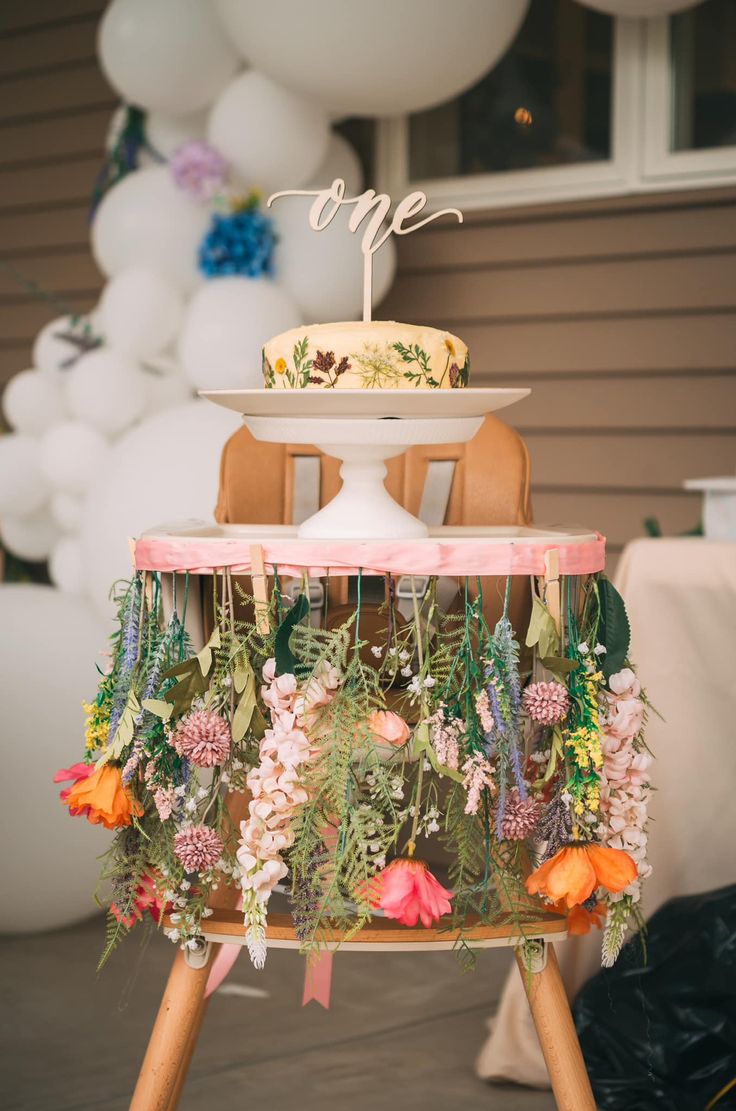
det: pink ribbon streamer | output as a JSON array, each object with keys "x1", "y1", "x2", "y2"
[{"x1": 302, "y1": 951, "x2": 334, "y2": 1008}]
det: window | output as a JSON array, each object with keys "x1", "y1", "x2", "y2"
[{"x1": 376, "y1": 0, "x2": 736, "y2": 211}]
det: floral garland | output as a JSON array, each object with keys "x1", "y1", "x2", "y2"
[{"x1": 56, "y1": 569, "x2": 652, "y2": 974}]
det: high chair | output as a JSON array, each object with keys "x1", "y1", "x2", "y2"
[{"x1": 131, "y1": 414, "x2": 596, "y2": 1111}]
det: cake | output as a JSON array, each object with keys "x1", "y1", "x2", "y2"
[{"x1": 262, "y1": 321, "x2": 469, "y2": 390}]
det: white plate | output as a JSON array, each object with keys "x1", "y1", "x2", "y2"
[{"x1": 199, "y1": 386, "x2": 530, "y2": 420}]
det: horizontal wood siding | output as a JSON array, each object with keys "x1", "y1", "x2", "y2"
[
  {"x1": 0, "y1": 1, "x2": 109, "y2": 387},
  {"x1": 382, "y1": 188, "x2": 736, "y2": 557},
  {"x1": 1, "y1": 4, "x2": 734, "y2": 565}
]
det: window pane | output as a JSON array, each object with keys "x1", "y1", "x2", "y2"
[
  {"x1": 671, "y1": 0, "x2": 736, "y2": 152},
  {"x1": 408, "y1": 0, "x2": 613, "y2": 181}
]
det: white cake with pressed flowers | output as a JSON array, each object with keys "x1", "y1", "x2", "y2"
[{"x1": 262, "y1": 321, "x2": 469, "y2": 390}]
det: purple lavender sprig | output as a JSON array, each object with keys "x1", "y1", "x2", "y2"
[{"x1": 484, "y1": 615, "x2": 527, "y2": 838}]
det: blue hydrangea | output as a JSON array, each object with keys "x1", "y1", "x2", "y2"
[{"x1": 198, "y1": 208, "x2": 276, "y2": 279}]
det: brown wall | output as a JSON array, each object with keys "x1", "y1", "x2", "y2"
[
  {"x1": 2, "y1": 2, "x2": 736, "y2": 559},
  {"x1": 0, "y1": 0, "x2": 110, "y2": 388},
  {"x1": 383, "y1": 188, "x2": 736, "y2": 558}
]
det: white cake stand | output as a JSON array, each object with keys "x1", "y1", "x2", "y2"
[
  {"x1": 202, "y1": 388, "x2": 531, "y2": 540},
  {"x1": 242, "y1": 414, "x2": 477, "y2": 538}
]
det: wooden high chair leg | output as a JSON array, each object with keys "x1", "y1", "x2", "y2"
[
  {"x1": 515, "y1": 943, "x2": 596, "y2": 1111},
  {"x1": 130, "y1": 945, "x2": 213, "y2": 1111}
]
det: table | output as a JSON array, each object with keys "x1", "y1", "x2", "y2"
[{"x1": 476, "y1": 537, "x2": 736, "y2": 1087}]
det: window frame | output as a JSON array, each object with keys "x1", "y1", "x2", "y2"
[{"x1": 375, "y1": 9, "x2": 736, "y2": 212}]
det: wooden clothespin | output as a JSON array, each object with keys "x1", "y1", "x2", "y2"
[
  {"x1": 543, "y1": 548, "x2": 561, "y2": 634},
  {"x1": 250, "y1": 544, "x2": 270, "y2": 634}
]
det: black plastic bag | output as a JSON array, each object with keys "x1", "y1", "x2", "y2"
[{"x1": 573, "y1": 885, "x2": 736, "y2": 1111}]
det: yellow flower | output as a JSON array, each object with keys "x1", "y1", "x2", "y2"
[
  {"x1": 275, "y1": 358, "x2": 287, "y2": 375},
  {"x1": 83, "y1": 700, "x2": 109, "y2": 753},
  {"x1": 444, "y1": 337, "x2": 456, "y2": 357}
]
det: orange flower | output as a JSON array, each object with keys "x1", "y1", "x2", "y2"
[
  {"x1": 556, "y1": 899, "x2": 606, "y2": 935},
  {"x1": 63, "y1": 763, "x2": 143, "y2": 830},
  {"x1": 367, "y1": 710, "x2": 411, "y2": 749},
  {"x1": 526, "y1": 843, "x2": 637, "y2": 908}
]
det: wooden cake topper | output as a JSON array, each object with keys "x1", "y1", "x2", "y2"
[{"x1": 267, "y1": 178, "x2": 463, "y2": 322}]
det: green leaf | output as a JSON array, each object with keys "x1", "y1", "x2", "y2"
[
  {"x1": 232, "y1": 658, "x2": 257, "y2": 742},
  {"x1": 598, "y1": 577, "x2": 631, "y2": 681},
  {"x1": 98, "y1": 690, "x2": 140, "y2": 765},
  {"x1": 275, "y1": 594, "x2": 310, "y2": 676},
  {"x1": 540, "y1": 656, "x2": 580, "y2": 675},
  {"x1": 196, "y1": 627, "x2": 220, "y2": 677},
  {"x1": 141, "y1": 698, "x2": 173, "y2": 722},
  {"x1": 525, "y1": 597, "x2": 560, "y2": 659}
]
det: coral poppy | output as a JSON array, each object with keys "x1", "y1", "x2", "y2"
[
  {"x1": 555, "y1": 899, "x2": 606, "y2": 935},
  {"x1": 367, "y1": 857, "x2": 453, "y2": 928},
  {"x1": 61, "y1": 762, "x2": 143, "y2": 830},
  {"x1": 526, "y1": 842, "x2": 637, "y2": 908}
]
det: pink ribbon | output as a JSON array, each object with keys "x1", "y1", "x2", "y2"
[
  {"x1": 134, "y1": 532, "x2": 605, "y2": 578},
  {"x1": 302, "y1": 951, "x2": 334, "y2": 1008}
]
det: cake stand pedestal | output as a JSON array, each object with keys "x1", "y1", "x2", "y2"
[{"x1": 243, "y1": 414, "x2": 483, "y2": 539}]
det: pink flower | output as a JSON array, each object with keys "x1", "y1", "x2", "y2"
[
  {"x1": 171, "y1": 709, "x2": 231, "y2": 767},
  {"x1": 609, "y1": 668, "x2": 641, "y2": 699},
  {"x1": 174, "y1": 824, "x2": 223, "y2": 873},
  {"x1": 522, "y1": 681, "x2": 570, "y2": 726},
  {"x1": 110, "y1": 872, "x2": 171, "y2": 929},
  {"x1": 603, "y1": 696, "x2": 644, "y2": 743},
  {"x1": 368, "y1": 857, "x2": 453, "y2": 928},
  {"x1": 367, "y1": 710, "x2": 411, "y2": 749},
  {"x1": 54, "y1": 762, "x2": 94, "y2": 807},
  {"x1": 169, "y1": 139, "x2": 228, "y2": 202}
]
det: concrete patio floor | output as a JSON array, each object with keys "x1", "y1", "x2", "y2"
[{"x1": 2, "y1": 915, "x2": 556, "y2": 1110}]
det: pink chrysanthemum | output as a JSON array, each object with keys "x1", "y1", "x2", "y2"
[
  {"x1": 501, "y1": 789, "x2": 543, "y2": 840},
  {"x1": 172, "y1": 709, "x2": 231, "y2": 767},
  {"x1": 174, "y1": 824, "x2": 223, "y2": 873},
  {"x1": 522, "y1": 681, "x2": 570, "y2": 725}
]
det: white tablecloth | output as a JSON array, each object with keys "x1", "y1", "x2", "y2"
[{"x1": 477, "y1": 538, "x2": 736, "y2": 1087}]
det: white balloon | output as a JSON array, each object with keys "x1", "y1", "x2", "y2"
[
  {"x1": 0, "y1": 584, "x2": 110, "y2": 933},
  {"x1": 98, "y1": 267, "x2": 184, "y2": 360},
  {"x1": 178, "y1": 277, "x2": 301, "y2": 390},
  {"x1": 49, "y1": 537, "x2": 85, "y2": 595},
  {"x1": 50, "y1": 491, "x2": 84, "y2": 533},
  {"x1": 275, "y1": 201, "x2": 396, "y2": 321},
  {"x1": 65, "y1": 348, "x2": 147, "y2": 436},
  {"x1": 213, "y1": 0, "x2": 530, "y2": 116},
  {"x1": 91, "y1": 167, "x2": 209, "y2": 293},
  {"x1": 577, "y1": 0, "x2": 702, "y2": 14},
  {"x1": 303, "y1": 132, "x2": 363, "y2": 196},
  {"x1": 208, "y1": 71, "x2": 330, "y2": 192},
  {"x1": 2, "y1": 368, "x2": 67, "y2": 436},
  {"x1": 0, "y1": 507, "x2": 60, "y2": 561},
  {"x1": 146, "y1": 108, "x2": 208, "y2": 158},
  {"x1": 0, "y1": 434, "x2": 49, "y2": 517},
  {"x1": 80, "y1": 400, "x2": 240, "y2": 617},
  {"x1": 141, "y1": 357, "x2": 193, "y2": 414},
  {"x1": 32, "y1": 315, "x2": 99, "y2": 376},
  {"x1": 98, "y1": 0, "x2": 238, "y2": 114},
  {"x1": 39, "y1": 422, "x2": 109, "y2": 496}
]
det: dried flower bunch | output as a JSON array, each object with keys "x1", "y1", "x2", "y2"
[{"x1": 57, "y1": 568, "x2": 650, "y2": 974}]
